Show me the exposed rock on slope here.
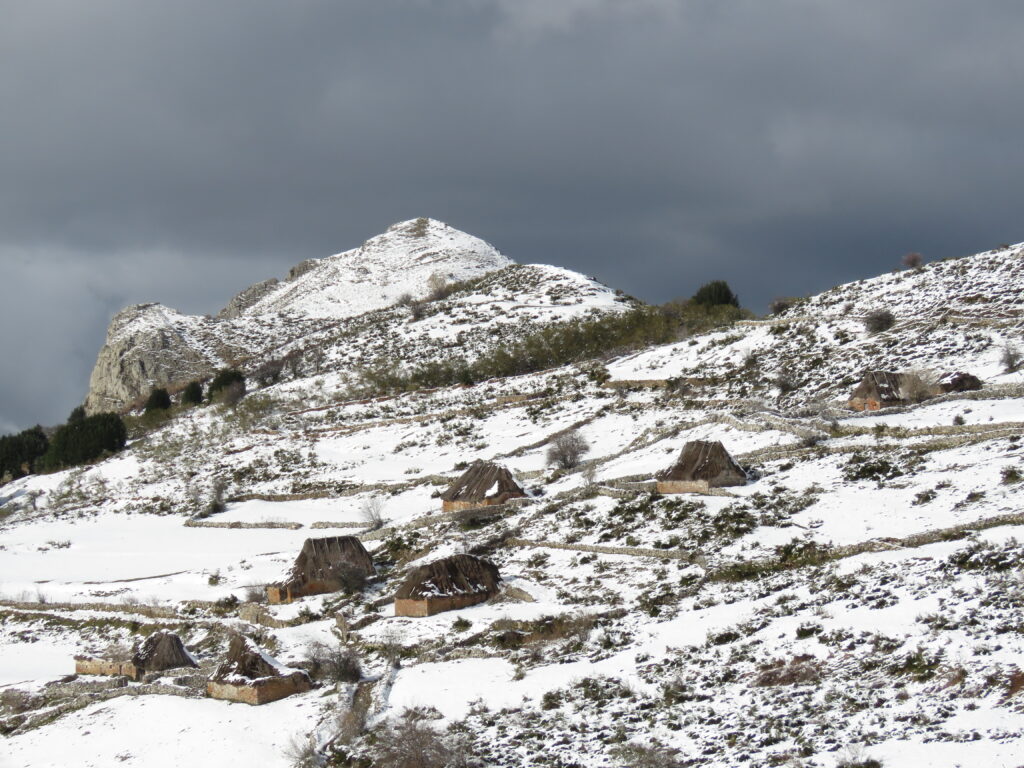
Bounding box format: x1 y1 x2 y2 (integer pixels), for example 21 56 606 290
84 218 624 413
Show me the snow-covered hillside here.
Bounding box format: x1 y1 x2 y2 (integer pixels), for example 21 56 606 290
3 241 1024 768
83 218 629 413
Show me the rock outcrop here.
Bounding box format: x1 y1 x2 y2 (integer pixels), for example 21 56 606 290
82 218 628 413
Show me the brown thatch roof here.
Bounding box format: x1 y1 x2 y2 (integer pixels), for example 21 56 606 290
440 461 526 504
850 371 905 403
281 536 375 591
211 634 305 684
131 630 197 673
656 440 747 486
937 371 983 393
394 554 501 601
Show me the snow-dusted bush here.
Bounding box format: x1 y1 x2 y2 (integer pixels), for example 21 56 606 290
546 430 590 470
862 309 895 334
903 251 923 269
898 369 936 403
1002 343 1022 373
306 641 361 684
370 708 468 768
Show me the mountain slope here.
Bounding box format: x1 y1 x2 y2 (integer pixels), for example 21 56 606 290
3 238 1024 768
83 218 626 413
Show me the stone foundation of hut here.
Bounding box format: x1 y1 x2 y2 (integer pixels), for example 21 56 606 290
655 479 711 495
74 657 140 680
394 592 491 617
206 674 312 706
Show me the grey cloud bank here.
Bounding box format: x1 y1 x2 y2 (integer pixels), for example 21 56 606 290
2 1 1023 430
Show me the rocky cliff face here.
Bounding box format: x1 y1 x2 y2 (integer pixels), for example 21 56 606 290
84 305 243 413
83 218 624 413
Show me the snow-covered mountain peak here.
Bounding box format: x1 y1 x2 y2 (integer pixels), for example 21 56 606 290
236 218 512 320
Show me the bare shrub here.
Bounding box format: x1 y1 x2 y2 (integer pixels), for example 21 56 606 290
772 372 799 395
253 358 286 387
199 477 228 518
899 369 936 404
409 301 427 321
243 584 267 604
306 641 362 684
768 297 795 315
283 733 320 768
836 745 883 768
370 708 472 768
1002 344 1022 373
396 292 414 307
610 743 684 768
862 309 895 335
902 251 923 269
359 495 385 531
378 626 406 667
335 706 365 745
546 430 590 470
426 273 454 302
582 464 597 486
753 654 821 686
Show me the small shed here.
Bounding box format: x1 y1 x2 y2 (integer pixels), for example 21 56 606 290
267 536 376 604
848 371 907 411
656 440 747 494
207 634 312 705
394 554 501 617
440 460 527 513
75 629 197 681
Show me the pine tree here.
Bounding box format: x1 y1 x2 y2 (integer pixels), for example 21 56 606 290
144 387 172 413
691 280 740 308
208 369 246 403
181 381 203 406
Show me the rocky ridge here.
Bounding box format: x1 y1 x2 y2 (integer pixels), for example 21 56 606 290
83 218 623 413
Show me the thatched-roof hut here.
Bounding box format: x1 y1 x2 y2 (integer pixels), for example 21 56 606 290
937 371 983 394
267 536 376 604
440 460 527 512
655 440 747 494
75 629 197 681
132 630 198 674
394 554 501 617
848 371 907 411
207 634 312 705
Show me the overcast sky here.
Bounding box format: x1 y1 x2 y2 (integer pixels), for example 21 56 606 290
2 1 1024 432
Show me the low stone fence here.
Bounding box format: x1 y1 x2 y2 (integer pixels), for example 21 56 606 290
360 500 531 543
184 519 303 530
506 537 693 562
2 678 202 735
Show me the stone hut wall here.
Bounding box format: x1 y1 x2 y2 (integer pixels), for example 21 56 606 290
75 658 139 680
441 498 502 514
394 592 491 618
206 673 311 705
656 479 711 495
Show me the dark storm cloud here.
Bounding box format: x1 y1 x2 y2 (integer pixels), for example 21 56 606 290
2 1 1024 429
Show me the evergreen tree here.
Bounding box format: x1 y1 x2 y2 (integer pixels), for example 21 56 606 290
208 369 246 402
41 412 127 470
181 381 203 406
0 426 49 480
691 280 740 308
144 387 172 413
